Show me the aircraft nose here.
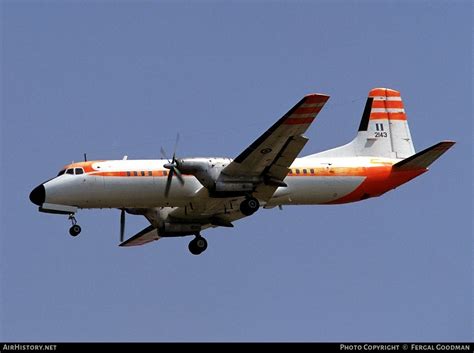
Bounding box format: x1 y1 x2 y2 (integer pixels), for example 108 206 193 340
29 184 45 206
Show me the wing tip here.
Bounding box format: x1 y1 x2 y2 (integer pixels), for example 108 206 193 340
434 140 456 151
305 93 330 100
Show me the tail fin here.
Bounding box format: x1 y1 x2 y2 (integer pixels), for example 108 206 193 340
309 88 416 159
393 141 455 171
358 88 415 158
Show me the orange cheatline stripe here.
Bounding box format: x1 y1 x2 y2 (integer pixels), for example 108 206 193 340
94 171 127 177
89 166 390 178
91 170 171 177
369 88 401 97
372 100 404 109
87 165 426 179
287 165 392 177
284 117 315 125
98 165 400 178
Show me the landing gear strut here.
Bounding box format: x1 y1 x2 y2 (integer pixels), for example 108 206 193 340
188 235 208 255
68 214 81 237
240 196 260 216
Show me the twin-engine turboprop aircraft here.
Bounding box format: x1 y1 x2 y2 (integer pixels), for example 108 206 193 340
30 88 455 255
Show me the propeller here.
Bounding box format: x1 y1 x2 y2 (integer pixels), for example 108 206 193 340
120 209 125 243
161 134 185 197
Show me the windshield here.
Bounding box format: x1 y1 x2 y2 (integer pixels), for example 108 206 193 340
57 167 85 176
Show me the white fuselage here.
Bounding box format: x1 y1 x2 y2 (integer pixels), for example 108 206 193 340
41 156 407 209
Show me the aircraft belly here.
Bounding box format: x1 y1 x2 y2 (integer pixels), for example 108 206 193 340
268 176 365 205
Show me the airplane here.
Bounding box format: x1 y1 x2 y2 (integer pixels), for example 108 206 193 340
29 88 455 255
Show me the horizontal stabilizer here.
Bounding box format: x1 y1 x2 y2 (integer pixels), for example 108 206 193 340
119 225 160 247
393 141 455 171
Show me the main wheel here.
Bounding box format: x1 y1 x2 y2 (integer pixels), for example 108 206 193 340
188 237 208 255
240 197 260 216
69 224 82 237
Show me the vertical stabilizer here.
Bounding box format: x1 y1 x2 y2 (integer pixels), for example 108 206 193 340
308 88 415 159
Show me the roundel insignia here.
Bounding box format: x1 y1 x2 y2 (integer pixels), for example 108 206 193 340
260 148 272 154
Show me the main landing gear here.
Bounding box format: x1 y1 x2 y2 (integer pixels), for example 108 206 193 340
68 214 81 237
188 235 208 255
239 196 260 216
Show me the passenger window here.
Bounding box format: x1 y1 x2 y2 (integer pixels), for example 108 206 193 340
310 168 315 174
148 171 152 176
133 171 138 176
141 171 145 176
75 168 83 175
163 171 168 176
296 169 300 175
66 169 74 175
127 171 131 177
303 169 307 174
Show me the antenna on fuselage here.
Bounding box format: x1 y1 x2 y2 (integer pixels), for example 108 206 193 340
84 153 87 162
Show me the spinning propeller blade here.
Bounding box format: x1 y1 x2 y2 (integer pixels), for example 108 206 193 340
120 209 125 242
162 134 185 197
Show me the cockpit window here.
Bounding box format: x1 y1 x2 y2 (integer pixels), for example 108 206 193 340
58 167 85 176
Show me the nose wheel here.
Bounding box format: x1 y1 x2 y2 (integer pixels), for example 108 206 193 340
188 235 208 255
68 214 82 237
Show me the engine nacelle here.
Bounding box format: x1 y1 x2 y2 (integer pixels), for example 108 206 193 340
177 157 231 189
177 157 263 195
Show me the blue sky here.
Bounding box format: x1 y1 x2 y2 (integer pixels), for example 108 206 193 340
1 0 472 342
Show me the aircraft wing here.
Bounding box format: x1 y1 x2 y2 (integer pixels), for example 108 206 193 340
221 93 329 201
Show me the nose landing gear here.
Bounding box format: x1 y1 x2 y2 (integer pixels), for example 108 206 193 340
68 214 81 237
